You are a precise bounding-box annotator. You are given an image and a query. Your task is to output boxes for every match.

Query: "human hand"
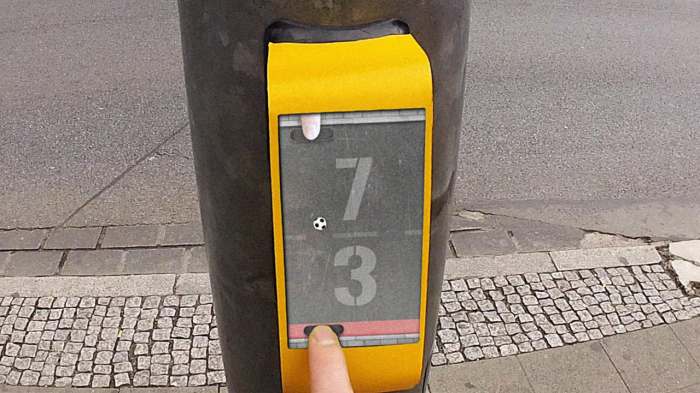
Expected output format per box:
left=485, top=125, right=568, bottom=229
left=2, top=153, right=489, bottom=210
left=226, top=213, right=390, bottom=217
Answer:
left=308, top=325, right=354, bottom=393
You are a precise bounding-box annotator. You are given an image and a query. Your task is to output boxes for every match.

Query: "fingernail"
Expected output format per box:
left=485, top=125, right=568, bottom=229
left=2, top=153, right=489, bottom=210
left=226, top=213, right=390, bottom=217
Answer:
left=309, top=325, right=339, bottom=347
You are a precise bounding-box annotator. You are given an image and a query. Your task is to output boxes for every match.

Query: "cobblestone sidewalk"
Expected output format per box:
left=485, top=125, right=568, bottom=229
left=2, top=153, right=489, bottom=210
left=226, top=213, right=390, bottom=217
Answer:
left=2, top=262, right=698, bottom=389
left=431, top=263, right=700, bottom=366
left=0, top=295, right=222, bottom=388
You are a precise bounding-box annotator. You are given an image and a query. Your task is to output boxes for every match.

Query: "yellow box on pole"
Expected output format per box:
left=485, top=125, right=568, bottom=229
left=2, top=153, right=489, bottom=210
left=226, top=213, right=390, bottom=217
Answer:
left=268, top=34, right=434, bottom=393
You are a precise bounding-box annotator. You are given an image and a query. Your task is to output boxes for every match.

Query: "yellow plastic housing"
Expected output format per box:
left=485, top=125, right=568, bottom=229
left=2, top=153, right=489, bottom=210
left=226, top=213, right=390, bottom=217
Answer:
left=267, top=34, right=434, bottom=393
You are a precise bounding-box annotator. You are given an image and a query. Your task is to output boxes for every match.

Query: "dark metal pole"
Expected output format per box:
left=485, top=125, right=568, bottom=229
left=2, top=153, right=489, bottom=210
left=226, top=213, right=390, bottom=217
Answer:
left=176, top=2, right=470, bottom=392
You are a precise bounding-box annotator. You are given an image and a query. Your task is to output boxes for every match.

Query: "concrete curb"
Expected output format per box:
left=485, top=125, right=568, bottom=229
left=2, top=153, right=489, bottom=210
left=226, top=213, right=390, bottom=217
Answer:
left=0, top=223, right=203, bottom=252
left=0, top=248, right=207, bottom=279
left=0, top=274, right=210, bottom=297
left=444, top=245, right=662, bottom=279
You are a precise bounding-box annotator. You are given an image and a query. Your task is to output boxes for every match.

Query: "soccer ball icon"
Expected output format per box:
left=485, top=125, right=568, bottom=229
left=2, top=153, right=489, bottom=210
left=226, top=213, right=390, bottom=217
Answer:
left=313, top=217, right=327, bottom=231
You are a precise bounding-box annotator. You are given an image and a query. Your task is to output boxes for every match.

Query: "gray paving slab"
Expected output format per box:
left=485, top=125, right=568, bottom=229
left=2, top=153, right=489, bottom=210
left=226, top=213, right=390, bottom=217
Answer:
left=444, top=252, right=554, bottom=279
left=185, top=247, right=209, bottom=273
left=0, top=275, right=176, bottom=297
left=670, top=318, right=700, bottom=366
left=175, top=274, right=211, bottom=295
left=450, top=230, right=517, bottom=257
left=101, top=226, right=159, bottom=249
left=429, top=356, right=533, bottom=393
left=61, top=250, right=126, bottom=276
left=161, top=223, right=204, bottom=247
left=518, top=341, right=628, bottom=393
left=0, top=230, right=47, bottom=251
left=670, top=241, right=700, bottom=264
left=550, top=246, right=661, bottom=271
left=124, top=248, right=186, bottom=275
left=449, top=214, right=488, bottom=232
left=670, top=259, right=700, bottom=295
left=603, top=325, right=700, bottom=393
left=45, top=228, right=102, bottom=250
left=0, top=252, right=9, bottom=274
left=491, top=215, right=586, bottom=253
left=2, top=251, right=63, bottom=277
left=580, top=233, right=647, bottom=249
left=510, top=225, right=584, bottom=253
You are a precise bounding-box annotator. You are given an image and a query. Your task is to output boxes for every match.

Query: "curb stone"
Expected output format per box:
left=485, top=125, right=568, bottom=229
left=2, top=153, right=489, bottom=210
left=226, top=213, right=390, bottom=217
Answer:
left=0, top=247, right=207, bottom=278
left=0, top=274, right=212, bottom=297
left=550, top=245, right=661, bottom=270
left=445, top=253, right=554, bottom=279
left=0, top=224, right=204, bottom=253
left=0, top=230, right=47, bottom=251
left=669, top=240, right=700, bottom=264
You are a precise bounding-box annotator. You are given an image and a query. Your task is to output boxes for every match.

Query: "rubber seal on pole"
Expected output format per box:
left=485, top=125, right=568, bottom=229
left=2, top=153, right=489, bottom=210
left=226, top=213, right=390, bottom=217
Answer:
left=266, top=19, right=409, bottom=44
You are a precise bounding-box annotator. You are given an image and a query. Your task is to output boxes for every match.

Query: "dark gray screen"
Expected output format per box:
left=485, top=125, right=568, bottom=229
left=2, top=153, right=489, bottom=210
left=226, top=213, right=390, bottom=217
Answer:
left=279, top=110, right=425, bottom=348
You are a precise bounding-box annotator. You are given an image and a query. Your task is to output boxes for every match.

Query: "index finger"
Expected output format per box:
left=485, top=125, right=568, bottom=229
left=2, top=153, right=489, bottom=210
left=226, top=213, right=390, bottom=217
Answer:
left=308, top=325, right=354, bottom=393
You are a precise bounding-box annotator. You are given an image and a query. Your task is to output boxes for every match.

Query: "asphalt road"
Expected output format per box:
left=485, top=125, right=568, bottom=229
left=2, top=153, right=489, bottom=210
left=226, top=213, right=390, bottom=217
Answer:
left=1, top=0, right=699, bottom=238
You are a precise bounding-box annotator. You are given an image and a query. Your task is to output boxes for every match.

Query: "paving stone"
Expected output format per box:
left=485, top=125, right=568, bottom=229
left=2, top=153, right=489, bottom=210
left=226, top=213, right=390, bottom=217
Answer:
left=137, top=356, right=150, bottom=370
left=551, top=246, right=661, bottom=271
left=3, top=251, right=63, bottom=276
left=170, top=375, right=189, bottom=387
left=45, top=227, right=102, bottom=250
left=112, top=373, right=131, bottom=387
left=124, top=248, right=187, bottom=274
left=19, top=370, right=40, bottom=385
left=133, top=370, right=150, bottom=386
left=430, top=356, right=533, bottom=393
left=670, top=259, right=700, bottom=295
left=189, top=374, right=206, bottom=386
left=603, top=325, right=700, bottom=393
left=670, top=318, right=700, bottom=366
left=0, top=229, right=47, bottom=251
left=499, top=343, right=518, bottom=356
left=0, top=252, right=10, bottom=275
left=61, top=250, right=125, bottom=276
left=151, top=363, right=170, bottom=376
left=450, top=229, right=517, bottom=257
left=162, top=223, right=205, bottom=246
left=92, top=373, right=111, bottom=387
left=176, top=274, right=212, bottom=295
left=153, top=328, right=172, bottom=341
left=430, top=353, right=447, bottom=366
left=0, top=274, right=176, bottom=297
left=207, top=370, right=226, bottom=384
left=150, top=374, right=169, bottom=386
left=72, top=372, right=91, bottom=386
left=519, top=341, right=627, bottom=393
left=670, top=240, right=700, bottom=264
left=505, top=219, right=585, bottom=253
left=101, top=225, right=159, bottom=248
left=445, top=253, right=555, bottom=279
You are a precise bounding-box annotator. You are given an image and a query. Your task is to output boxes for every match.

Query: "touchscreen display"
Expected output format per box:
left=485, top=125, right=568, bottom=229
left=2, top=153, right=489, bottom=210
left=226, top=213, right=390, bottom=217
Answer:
left=279, top=109, right=426, bottom=349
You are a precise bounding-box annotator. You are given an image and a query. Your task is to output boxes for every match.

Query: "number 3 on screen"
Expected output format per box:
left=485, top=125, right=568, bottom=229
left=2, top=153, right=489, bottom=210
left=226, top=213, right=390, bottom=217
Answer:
left=334, top=157, right=377, bottom=306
